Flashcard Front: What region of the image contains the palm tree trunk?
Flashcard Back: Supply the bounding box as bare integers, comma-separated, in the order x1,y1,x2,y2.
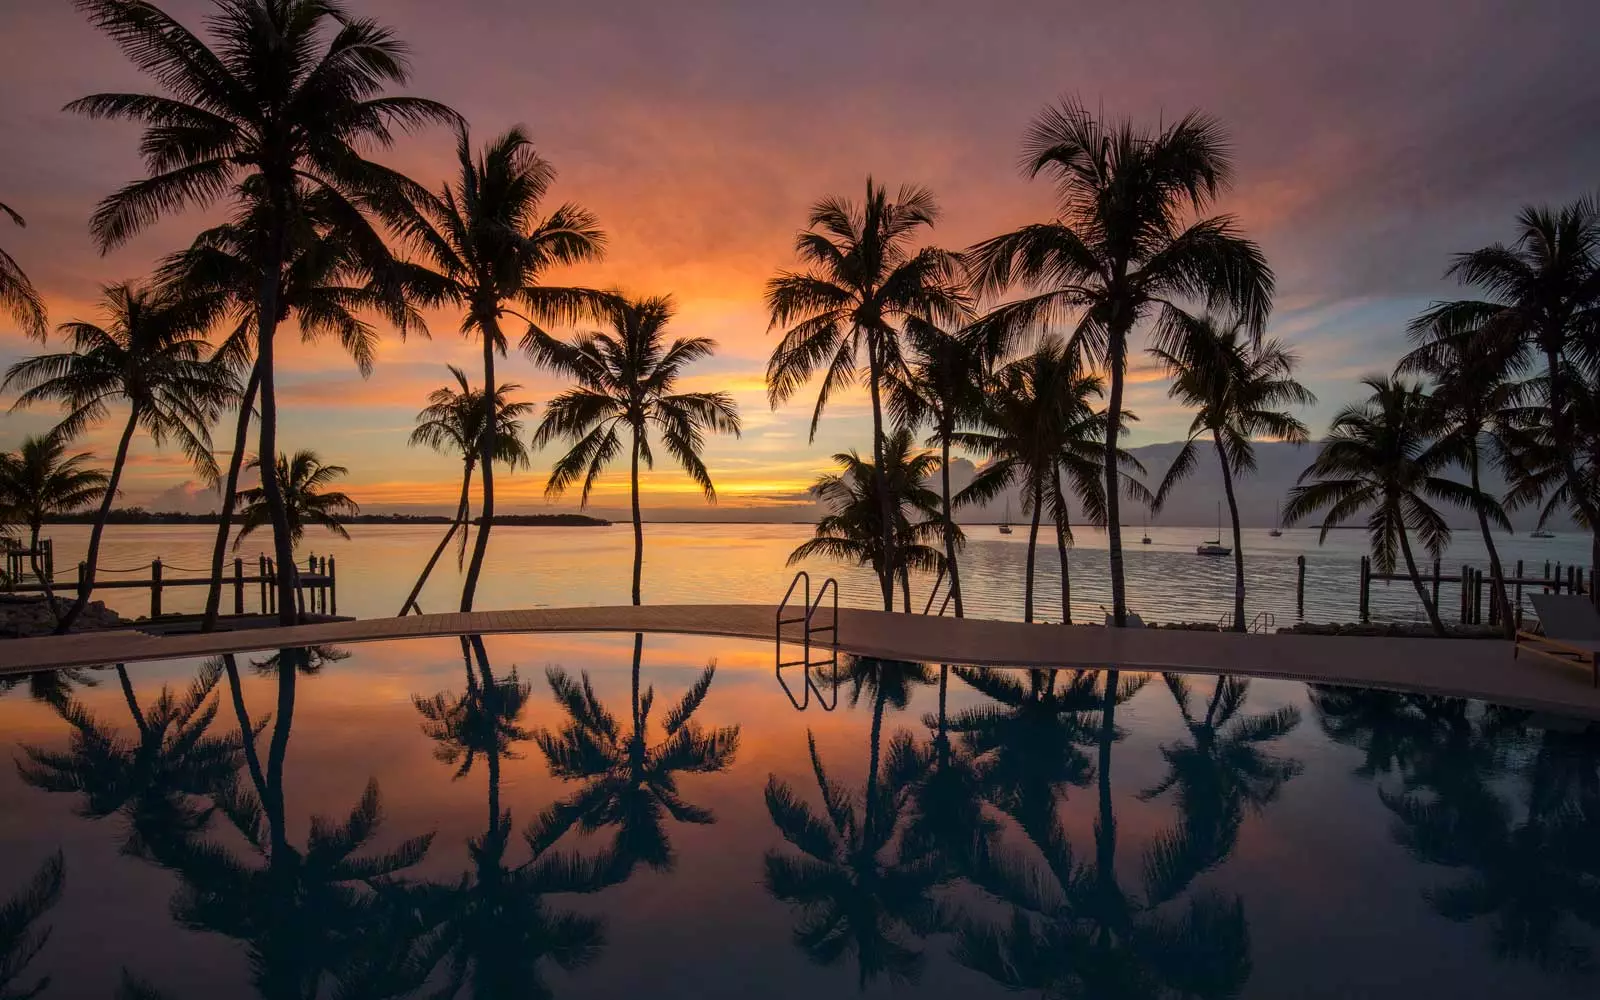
202,362,260,631
255,219,298,627
939,429,964,618
630,631,644,738
468,635,500,832
461,313,501,612
1215,429,1246,632
901,565,911,613
1104,330,1129,626
222,653,268,801
1467,450,1514,638
1024,479,1043,622
631,424,644,606
115,664,143,729
55,405,138,633
399,457,475,616
866,336,895,612
1096,669,1119,891
265,653,297,857
1396,516,1446,636
864,685,887,844
1055,498,1072,625
936,664,950,770
26,523,57,621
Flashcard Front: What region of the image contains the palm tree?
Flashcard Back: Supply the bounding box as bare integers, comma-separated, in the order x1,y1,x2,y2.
887,318,986,617
531,295,740,605
1506,378,1600,555
535,634,741,875
957,340,1147,623
234,450,358,552
1399,325,1531,636
395,125,609,613
765,178,967,610
71,0,457,625
399,368,533,615
3,282,233,633
157,188,430,630
0,851,64,1000
966,97,1275,627
1150,312,1314,631
1413,197,1600,574
1285,377,1502,636
0,200,46,341
0,435,108,609
788,429,948,613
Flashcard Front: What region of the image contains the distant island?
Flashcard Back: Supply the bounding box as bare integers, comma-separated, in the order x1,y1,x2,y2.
43,508,611,527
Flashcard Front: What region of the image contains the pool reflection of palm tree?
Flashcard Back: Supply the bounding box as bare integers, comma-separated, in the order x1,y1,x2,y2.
0,668,99,709
897,664,996,877
0,851,64,1000
413,636,625,999
536,634,741,874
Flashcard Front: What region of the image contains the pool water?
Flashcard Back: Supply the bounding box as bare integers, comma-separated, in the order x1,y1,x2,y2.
1,631,1597,998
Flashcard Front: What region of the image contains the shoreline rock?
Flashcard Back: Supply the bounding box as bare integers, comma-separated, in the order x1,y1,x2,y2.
0,595,129,637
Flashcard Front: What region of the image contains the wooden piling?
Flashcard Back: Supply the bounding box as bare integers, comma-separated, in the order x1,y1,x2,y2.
1359,556,1370,623
1296,555,1305,617
150,558,163,618
233,557,245,615
328,555,337,615
1472,568,1483,624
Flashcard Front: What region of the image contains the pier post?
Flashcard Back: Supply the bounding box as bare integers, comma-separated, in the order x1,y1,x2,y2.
1431,558,1441,609
1459,564,1468,623
150,558,162,618
328,555,337,615
1296,555,1305,617
1473,568,1483,624
1359,556,1370,623
234,557,245,615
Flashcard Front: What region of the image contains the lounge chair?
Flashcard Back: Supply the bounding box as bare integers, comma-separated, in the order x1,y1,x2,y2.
1515,593,1600,688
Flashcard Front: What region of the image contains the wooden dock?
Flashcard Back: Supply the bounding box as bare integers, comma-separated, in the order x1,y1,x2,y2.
4,604,1600,720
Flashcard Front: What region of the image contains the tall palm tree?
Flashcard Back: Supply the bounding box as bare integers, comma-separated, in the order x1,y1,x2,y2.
531,295,740,605
157,188,429,630
70,0,457,625
395,125,609,613
765,178,967,610
1413,197,1600,574
0,200,47,341
234,450,358,552
0,434,108,609
1285,377,1502,636
3,282,233,633
966,97,1275,627
0,851,64,1000
1506,378,1600,555
887,318,986,617
1399,326,1531,636
1150,311,1314,631
789,429,948,613
957,341,1147,623
399,368,533,615
535,635,741,875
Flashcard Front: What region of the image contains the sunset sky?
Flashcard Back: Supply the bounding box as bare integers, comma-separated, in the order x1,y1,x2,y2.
1,0,1596,516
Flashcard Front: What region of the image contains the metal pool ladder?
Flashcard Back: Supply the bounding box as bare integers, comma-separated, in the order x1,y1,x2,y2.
775,570,839,711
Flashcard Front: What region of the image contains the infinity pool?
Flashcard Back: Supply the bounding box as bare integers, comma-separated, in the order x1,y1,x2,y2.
1,631,1596,998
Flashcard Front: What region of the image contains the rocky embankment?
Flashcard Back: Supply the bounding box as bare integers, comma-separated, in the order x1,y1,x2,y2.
0,595,128,637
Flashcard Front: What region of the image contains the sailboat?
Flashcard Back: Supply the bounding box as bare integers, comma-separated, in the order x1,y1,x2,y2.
999,500,1013,535
1269,500,1283,537
1197,502,1231,556
1530,527,1556,539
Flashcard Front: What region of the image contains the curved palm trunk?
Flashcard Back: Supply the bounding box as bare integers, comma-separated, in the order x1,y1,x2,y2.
631,425,644,607
1023,479,1043,622
864,685,887,844
264,653,298,857
56,405,138,633
461,315,502,612
866,337,895,612
1395,513,1446,636
1104,332,1130,627
255,220,298,627
203,363,261,630
1467,449,1513,638
222,654,268,801
1054,499,1072,625
939,430,964,618
1214,429,1246,632
399,457,475,616
115,664,143,730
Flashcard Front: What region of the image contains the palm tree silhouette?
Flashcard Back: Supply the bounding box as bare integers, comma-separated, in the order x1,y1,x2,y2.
1150,313,1314,631
535,634,741,875
0,851,64,1000
0,199,45,342
393,125,610,613
412,636,625,999
71,0,457,624
765,178,967,611
399,368,533,615
790,429,948,613
531,294,741,605
1285,376,1502,635
0,434,108,612
967,97,1274,627
896,664,996,878
235,450,359,551
4,282,233,632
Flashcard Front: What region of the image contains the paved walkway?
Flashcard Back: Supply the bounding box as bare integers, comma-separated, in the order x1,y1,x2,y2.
2,604,1597,718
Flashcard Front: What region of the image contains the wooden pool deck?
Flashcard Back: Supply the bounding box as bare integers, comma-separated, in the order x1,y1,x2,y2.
2,604,1598,719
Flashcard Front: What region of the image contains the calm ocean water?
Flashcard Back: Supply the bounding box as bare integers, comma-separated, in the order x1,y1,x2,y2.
31,521,1597,626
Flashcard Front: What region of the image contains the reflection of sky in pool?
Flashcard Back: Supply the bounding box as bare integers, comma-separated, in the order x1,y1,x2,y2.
1,631,1596,998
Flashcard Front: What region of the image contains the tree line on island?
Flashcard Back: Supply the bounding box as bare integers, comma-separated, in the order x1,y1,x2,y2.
0,0,1597,637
